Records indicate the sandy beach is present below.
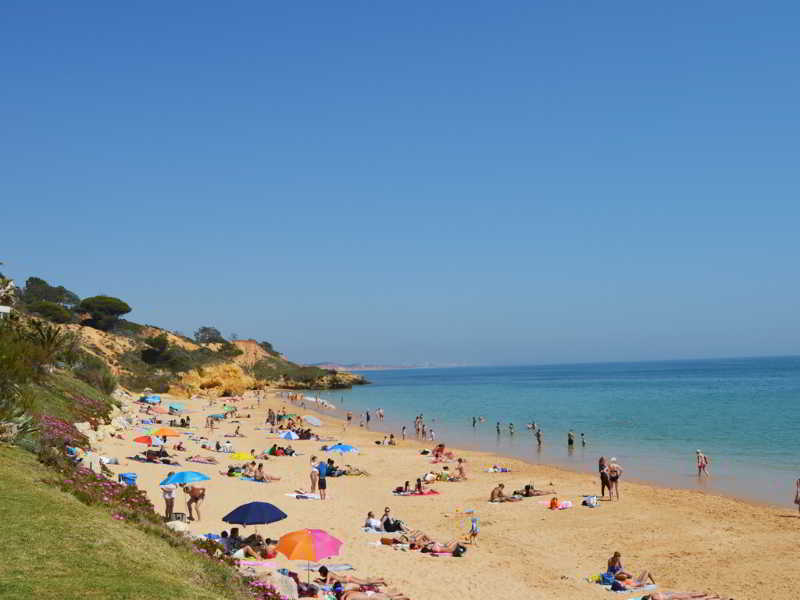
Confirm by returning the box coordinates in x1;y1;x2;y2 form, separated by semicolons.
97;392;799;600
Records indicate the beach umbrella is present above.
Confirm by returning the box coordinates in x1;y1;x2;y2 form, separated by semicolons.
302;416;322;427
151;427;180;438
168;403;185;411
210;413;226;420
325;443;358;454
279;431;299;440
277;529;343;582
160;471;210;485
222;502;287;534
142;395;161;404
231;452;254;461
133;435;163;446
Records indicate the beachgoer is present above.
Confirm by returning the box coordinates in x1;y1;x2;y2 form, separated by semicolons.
641;592;730;600
568;430;575;447
608;458;623;500
183;484;205;521
160;471;176;520
364;511;382;530
309;455;319;493
381;507;407;532
346;411;352;427
472;416;476;428
316;456;328;500
317;566;386;586
365;410;371;428
696;450;710;477
496;422;501;435
455;458;467;480
607;551;633;581
509;423;514;435
581;433;586;446
254;463;280;481
490;483;521;502
536;429;543;445
599;456;610;498
795;479;800;513
401;425;406;440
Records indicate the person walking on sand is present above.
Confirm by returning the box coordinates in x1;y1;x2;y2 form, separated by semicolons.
160;471;177;521
401;425;406;440
696;450;710;477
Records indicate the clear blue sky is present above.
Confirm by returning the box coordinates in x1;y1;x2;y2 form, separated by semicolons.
3;2;799;365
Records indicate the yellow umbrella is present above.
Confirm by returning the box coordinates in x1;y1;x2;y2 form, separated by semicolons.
151;427;180;438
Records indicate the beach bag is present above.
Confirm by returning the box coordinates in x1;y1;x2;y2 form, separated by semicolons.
452;544;467;557
582;495;598;507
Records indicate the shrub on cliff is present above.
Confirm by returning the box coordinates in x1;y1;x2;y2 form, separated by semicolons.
78;296;131;331
27;300;74;323
194;326;225;344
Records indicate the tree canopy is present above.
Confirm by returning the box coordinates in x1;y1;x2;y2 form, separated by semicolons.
194;326;225;344
78;296;132;331
21;277;80;308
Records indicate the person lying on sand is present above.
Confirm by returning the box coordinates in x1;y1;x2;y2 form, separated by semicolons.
253;463;280;482
642;593;732;600
513;483;553;497
317;566;386;586
421;539;461;553
490;483;521;502
612;570;657;590
341;592;410;600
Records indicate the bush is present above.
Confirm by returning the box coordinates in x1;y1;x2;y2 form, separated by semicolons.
121;372;172;393
27;300;74;323
73;353;117;395
78;296;132;331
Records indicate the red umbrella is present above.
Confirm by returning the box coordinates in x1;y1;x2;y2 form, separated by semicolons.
133;435;164;447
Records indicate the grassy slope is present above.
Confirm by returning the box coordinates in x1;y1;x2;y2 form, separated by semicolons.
28;371;117;420
0;447;240;600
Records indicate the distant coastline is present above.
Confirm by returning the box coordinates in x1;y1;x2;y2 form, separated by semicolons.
312;362;470;371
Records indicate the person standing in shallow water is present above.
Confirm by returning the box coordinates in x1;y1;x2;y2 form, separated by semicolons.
472;416;476;428
496;422;501;435
509;423;514;435
536;428;543;445
696;450;710;477
568;430;575;447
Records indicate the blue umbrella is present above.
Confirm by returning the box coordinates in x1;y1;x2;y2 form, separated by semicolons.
223;501;288;527
142;395;161;404
159;471;211;486
279;431;299;440
325;443;358;454
169;403;185;411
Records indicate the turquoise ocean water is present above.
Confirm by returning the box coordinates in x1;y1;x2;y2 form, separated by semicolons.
309;356;800;506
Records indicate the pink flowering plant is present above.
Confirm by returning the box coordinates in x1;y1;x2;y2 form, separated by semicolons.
45;465;160;524
39;415;88;448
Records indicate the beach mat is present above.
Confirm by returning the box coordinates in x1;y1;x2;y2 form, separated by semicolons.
301;563;354;571
285;492;321;500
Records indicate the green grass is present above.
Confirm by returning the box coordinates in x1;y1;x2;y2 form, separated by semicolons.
26;371;118;421
0;446;247;600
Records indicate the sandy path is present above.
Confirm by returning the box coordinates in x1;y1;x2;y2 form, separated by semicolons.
97;392;799;600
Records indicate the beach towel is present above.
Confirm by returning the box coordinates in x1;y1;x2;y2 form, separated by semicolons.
285;492;321;500
360;527;383;533
203;533;221;540
300;563;354;572
240;476;269;484
237;560;277;568
393;490;440;496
